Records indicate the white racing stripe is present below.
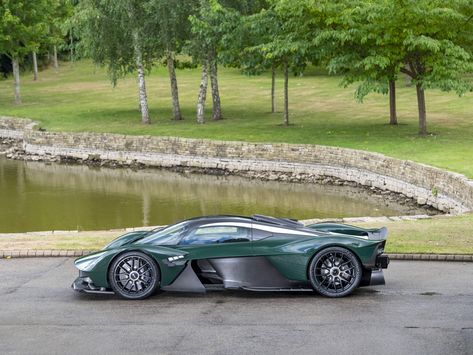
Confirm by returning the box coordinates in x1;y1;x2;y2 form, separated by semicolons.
199;222;317;236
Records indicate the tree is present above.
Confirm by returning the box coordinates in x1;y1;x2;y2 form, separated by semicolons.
219;5;279;113
243;4;311;125
76;0;155;124
0;0;53;103
394;0;473;135
47;0;75;72
61;0;82;64
312;0;402;125
189;0;225;123
314;0;473;135
146;0;198;121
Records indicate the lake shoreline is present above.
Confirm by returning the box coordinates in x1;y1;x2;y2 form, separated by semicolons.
0;135;438;219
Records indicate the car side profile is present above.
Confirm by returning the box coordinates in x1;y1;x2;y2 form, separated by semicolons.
72;215;389;299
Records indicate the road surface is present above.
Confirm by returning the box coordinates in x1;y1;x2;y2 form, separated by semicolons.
0;258;472;354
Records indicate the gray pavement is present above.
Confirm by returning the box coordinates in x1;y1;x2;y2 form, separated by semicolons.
0;258;472;355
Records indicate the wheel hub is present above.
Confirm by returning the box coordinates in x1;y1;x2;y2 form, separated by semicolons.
331;267;340;276
129;271;140;281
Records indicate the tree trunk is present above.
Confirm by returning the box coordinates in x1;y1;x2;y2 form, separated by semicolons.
12;57;21;104
69;31;74;63
271;65;276;113
53;46;59;71
32;52;38;81
167;52;182;121
196;63;208;124
209;54;222;120
283;60;289;126
389;80;397;125
416;83;427;136
133;31;150;124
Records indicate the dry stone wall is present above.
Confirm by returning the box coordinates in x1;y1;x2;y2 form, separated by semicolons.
1;116;472;214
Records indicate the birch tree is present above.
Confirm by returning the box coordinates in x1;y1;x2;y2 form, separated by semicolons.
76;0;155;124
189;0;224;122
0;0;52;103
146;0;198;121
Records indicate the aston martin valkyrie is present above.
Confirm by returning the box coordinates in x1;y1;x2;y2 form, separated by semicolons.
72;215;389;299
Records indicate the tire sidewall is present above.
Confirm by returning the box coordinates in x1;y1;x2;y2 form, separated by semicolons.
309;246;362;298
109;251;160;300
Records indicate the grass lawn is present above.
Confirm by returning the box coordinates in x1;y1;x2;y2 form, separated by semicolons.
0;60;472;177
1;214;472;254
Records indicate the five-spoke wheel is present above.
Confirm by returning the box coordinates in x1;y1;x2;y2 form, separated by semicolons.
309;247;362;297
108;251;160;300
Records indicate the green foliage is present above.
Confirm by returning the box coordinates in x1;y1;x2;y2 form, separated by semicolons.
313;0;473;101
0;0;54;58
240;3;313;75
74;0;156;85
188;0;225;63
145;0;198;56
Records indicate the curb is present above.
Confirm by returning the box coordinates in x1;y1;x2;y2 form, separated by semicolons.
0;250;472;262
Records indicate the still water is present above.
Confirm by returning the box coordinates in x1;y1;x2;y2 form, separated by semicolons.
0;157;426;233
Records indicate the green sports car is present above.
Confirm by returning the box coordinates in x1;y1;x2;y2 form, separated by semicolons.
72;215;389;299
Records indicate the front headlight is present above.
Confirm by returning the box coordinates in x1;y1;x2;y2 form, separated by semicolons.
75;251;107;272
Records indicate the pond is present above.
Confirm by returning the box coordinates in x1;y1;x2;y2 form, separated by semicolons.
0;157;428;233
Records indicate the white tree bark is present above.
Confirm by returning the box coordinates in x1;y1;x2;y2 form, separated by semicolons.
196;63;208;124
53;46;59;71
12;57;21;104
32;52;38;81
133;31;151;124
209;55;222;120
167;52;182;120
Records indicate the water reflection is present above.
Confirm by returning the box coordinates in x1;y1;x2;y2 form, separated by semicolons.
0;157;424;233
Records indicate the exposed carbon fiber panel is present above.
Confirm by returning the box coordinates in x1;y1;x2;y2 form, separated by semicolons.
208;257;305;289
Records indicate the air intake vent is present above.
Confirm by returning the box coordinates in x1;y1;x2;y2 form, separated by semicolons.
252;215;304;228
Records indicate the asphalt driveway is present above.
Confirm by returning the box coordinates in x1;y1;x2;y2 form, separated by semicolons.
0;258;472;355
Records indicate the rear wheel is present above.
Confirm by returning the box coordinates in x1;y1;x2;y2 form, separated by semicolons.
309;247;362;298
109;251;160;300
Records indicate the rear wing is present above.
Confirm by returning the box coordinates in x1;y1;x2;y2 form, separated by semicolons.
306;222;388;241
367;226;388;240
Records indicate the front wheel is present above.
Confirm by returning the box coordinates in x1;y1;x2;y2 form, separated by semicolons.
109;251;160;300
309;247;362;298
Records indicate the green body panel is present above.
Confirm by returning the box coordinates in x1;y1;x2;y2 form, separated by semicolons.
75;221;386;289
252;234;382;281
76;245;188;288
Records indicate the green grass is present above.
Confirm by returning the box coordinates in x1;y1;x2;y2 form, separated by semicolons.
358;214;473;254
1;214;472;254
0;60;472;177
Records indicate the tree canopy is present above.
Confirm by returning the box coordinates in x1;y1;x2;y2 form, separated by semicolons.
1;0;472;134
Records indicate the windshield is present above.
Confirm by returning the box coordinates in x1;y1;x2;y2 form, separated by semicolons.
136;221;189;245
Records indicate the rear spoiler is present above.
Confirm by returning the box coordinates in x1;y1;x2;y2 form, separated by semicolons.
367;227;388;240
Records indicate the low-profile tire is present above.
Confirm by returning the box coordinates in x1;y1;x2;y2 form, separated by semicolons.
309;247;362;298
108;251;160;300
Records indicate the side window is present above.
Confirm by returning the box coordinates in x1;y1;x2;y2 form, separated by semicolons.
252;228;272;241
179;226;251;245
